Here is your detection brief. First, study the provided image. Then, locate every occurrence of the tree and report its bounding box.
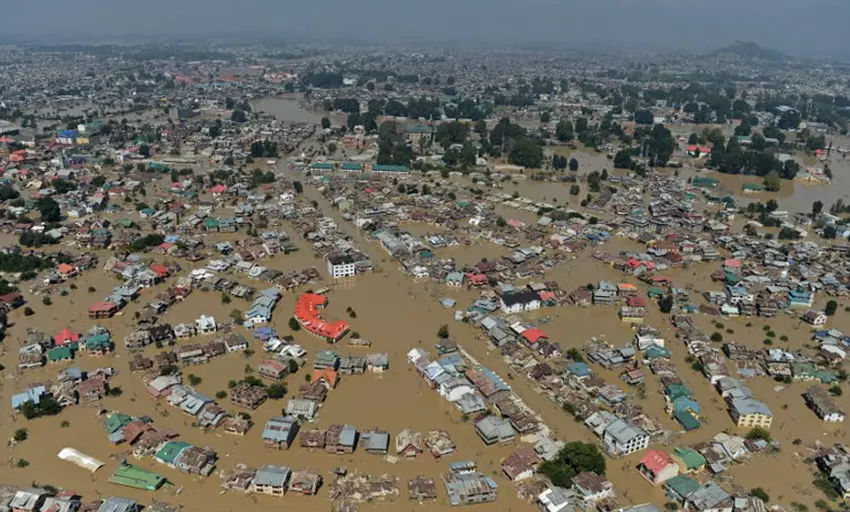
[496,216,507,228]
[539,442,606,488]
[687,133,699,145]
[751,488,770,503]
[710,332,723,342]
[746,427,772,442]
[292,181,303,194]
[569,158,579,171]
[288,359,299,374]
[540,112,551,123]
[138,144,151,158]
[231,110,247,123]
[437,324,449,339]
[188,374,202,386]
[37,197,61,222]
[659,295,674,314]
[823,225,837,239]
[763,171,781,192]
[634,110,654,125]
[267,384,287,399]
[647,124,676,167]
[826,300,838,316]
[508,138,544,168]
[289,317,301,331]
[555,120,574,142]
[13,428,27,442]
[0,186,20,201]
[613,150,633,169]
[569,184,580,195]
[812,200,824,217]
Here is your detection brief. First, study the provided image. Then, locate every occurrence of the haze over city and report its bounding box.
[2,0,850,57]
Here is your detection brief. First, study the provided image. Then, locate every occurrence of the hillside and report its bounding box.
[708,41,786,61]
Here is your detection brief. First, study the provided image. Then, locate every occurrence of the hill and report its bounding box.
[708,41,786,61]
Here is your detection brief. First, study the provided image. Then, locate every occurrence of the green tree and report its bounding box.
[437,324,450,339]
[555,120,574,142]
[634,110,654,125]
[569,158,579,171]
[539,442,606,488]
[746,427,772,442]
[751,487,770,502]
[763,171,781,192]
[569,184,580,195]
[508,138,544,168]
[13,428,27,442]
[659,295,674,314]
[812,200,824,217]
[292,181,303,194]
[614,150,633,169]
[231,110,247,123]
[321,117,331,130]
[267,384,287,399]
[289,317,301,331]
[37,197,61,222]
[647,124,676,167]
[826,300,838,316]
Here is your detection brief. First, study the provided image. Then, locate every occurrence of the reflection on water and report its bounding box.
[252,96,324,124]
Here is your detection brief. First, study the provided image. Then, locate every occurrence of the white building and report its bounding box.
[326,254,356,279]
[602,419,649,456]
[499,290,542,314]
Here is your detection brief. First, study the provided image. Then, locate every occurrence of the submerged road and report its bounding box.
[276,164,662,507]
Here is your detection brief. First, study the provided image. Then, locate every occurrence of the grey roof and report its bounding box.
[340,425,357,446]
[364,432,390,451]
[604,418,647,443]
[253,464,291,487]
[731,398,773,417]
[262,416,297,442]
[97,497,138,512]
[688,482,732,510]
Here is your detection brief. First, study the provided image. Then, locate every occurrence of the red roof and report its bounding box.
[150,263,169,277]
[522,328,548,344]
[311,368,339,388]
[626,296,646,307]
[55,327,81,346]
[295,293,350,340]
[640,449,673,474]
[89,301,118,312]
[724,258,741,268]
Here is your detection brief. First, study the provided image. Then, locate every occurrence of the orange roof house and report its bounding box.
[295,293,350,342]
[311,368,339,388]
[57,263,78,278]
[522,328,548,345]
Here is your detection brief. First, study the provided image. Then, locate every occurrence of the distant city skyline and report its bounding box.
[2,0,848,58]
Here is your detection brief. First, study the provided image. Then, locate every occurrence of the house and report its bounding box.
[89,301,119,319]
[325,424,358,454]
[603,419,649,456]
[537,486,575,512]
[571,472,614,503]
[638,450,680,485]
[96,497,138,512]
[285,398,318,420]
[671,447,706,474]
[10,488,48,512]
[425,429,456,458]
[729,398,773,429]
[804,385,845,422]
[664,475,700,505]
[442,461,497,506]
[802,310,828,327]
[251,464,291,497]
[474,416,515,445]
[258,360,289,381]
[686,482,733,512]
[11,385,48,410]
[360,428,390,454]
[229,382,268,409]
[195,315,217,334]
[408,475,438,502]
[500,290,541,314]
[147,375,181,398]
[223,334,248,353]
[501,446,539,481]
[396,429,424,457]
[263,416,299,449]
[288,468,322,495]
[326,253,356,278]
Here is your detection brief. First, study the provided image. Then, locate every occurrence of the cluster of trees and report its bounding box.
[129,233,165,252]
[377,122,415,167]
[19,397,63,419]
[303,72,343,88]
[0,186,20,202]
[539,442,607,488]
[249,168,276,188]
[710,136,799,179]
[0,252,56,274]
[249,140,279,158]
[485,118,544,169]
[19,232,58,248]
[37,197,61,223]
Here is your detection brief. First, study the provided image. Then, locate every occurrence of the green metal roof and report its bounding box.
[673,447,706,470]
[155,441,191,465]
[310,162,334,170]
[105,413,133,434]
[372,164,409,173]
[48,346,73,362]
[664,474,700,498]
[674,410,701,430]
[109,463,167,491]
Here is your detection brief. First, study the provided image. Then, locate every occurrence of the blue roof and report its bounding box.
[11,385,46,409]
[567,362,592,377]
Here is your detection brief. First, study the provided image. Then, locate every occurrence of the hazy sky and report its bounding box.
[3,0,848,57]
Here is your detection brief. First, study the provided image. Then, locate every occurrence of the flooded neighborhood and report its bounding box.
[0,35,849,512]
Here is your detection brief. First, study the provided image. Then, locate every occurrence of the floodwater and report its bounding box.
[1,148,849,511]
[252,96,326,125]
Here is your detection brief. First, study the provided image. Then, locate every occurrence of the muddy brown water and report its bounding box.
[0,156,847,511]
